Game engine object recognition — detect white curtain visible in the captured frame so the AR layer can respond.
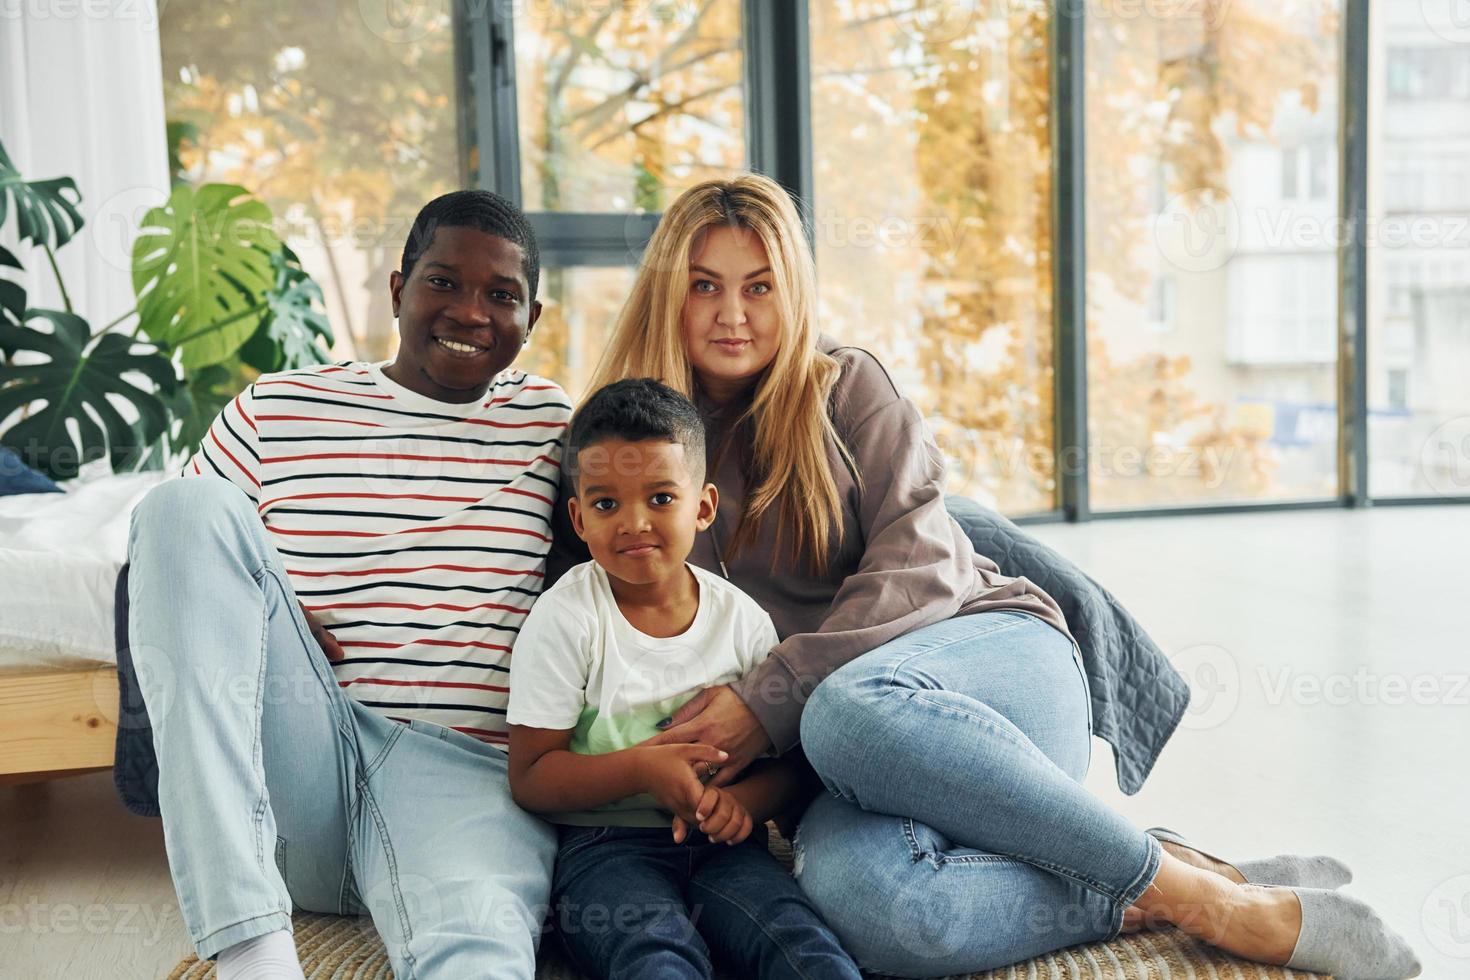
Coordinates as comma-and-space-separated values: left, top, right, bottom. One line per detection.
0, 1, 170, 329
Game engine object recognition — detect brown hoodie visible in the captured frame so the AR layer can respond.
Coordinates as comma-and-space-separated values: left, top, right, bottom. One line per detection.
549, 335, 1072, 753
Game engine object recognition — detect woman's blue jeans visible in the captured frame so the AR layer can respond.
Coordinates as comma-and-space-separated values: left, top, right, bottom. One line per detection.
794, 611, 1163, 978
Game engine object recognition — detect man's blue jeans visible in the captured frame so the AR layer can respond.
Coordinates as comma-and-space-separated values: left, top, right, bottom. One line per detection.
126, 477, 557, 978
795, 611, 1163, 978
551, 824, 861, 979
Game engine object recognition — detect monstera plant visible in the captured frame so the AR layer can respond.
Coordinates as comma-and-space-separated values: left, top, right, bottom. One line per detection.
0, 138, 332, 479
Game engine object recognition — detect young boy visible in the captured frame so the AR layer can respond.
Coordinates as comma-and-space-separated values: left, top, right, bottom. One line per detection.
506, 379, 859, 980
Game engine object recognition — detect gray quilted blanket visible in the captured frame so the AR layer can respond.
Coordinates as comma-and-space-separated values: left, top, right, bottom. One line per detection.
944, 496, 1190, 794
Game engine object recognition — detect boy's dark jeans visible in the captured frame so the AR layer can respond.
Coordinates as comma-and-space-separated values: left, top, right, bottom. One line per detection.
550, 824, 861, 980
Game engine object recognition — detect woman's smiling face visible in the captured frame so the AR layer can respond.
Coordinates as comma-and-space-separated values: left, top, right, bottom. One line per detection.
680, 225, 781, 404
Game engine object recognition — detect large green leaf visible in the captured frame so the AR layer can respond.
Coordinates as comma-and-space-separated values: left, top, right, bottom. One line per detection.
132, 183, 281, 371
239, 246, 335, 373
0, 140, 85, 251
166, 361, 246, 457
0, 310, 180, 479
0, 245, 24, 352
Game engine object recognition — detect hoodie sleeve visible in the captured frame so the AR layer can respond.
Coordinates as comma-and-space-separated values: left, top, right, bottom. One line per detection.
729, 355, 981, 753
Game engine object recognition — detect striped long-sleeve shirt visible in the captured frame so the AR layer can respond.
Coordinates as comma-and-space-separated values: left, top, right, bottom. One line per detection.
185, 360, 572, 747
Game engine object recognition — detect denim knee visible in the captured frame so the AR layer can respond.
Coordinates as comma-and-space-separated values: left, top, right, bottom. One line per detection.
131, 477, 261, 561
133, 475, 253, 534
799, 661, 882, 791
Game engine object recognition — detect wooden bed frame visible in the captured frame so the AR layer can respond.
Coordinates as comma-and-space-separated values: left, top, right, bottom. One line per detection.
0, 666, 118, 786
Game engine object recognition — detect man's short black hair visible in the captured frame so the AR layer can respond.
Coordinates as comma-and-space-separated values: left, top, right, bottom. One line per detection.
568, 379, 707, 489
401, 190, 540, 299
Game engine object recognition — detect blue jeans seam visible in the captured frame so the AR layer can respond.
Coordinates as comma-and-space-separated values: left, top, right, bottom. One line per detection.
687, 874, 821, 980
363, 722, 406, 780
882, 617, 1035, 689
1107, 834, 1163, 939
250, 569, 273, 878
358, 778, 418, 979
193, 908, 292, 951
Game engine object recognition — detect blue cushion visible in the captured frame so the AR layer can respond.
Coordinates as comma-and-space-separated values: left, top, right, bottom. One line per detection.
0, 446, 63, 496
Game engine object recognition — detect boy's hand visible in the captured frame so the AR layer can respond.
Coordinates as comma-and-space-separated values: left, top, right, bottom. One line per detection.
673, 785, 753, 845
635, 743, 728, 826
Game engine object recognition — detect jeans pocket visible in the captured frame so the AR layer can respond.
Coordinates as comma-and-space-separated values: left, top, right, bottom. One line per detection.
556, 826, 611, 862
274, 836, 289, 888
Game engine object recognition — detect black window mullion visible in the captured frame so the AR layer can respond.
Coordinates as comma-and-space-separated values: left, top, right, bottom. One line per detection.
1339, 0, 1370, 506
1052, 2, 1089, 521
742, 0, 814, 242
529, 213, 661, 268
459, 2, 521, 203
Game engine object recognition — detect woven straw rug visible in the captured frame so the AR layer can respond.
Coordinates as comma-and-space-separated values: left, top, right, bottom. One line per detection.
167, 832, 1330, 980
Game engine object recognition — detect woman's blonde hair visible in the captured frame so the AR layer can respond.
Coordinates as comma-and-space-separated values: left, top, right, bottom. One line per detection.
582, 173, 855, 576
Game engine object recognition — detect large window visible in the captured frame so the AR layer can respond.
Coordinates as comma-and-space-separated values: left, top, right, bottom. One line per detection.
513, 1, 746, 214
1368, 5, 1470, 498
507, 2, 749, 404
1084, 0, 1342, 509
160, 6, 461, 363
809, 0, 1056, 515
157, 1, 1468, 519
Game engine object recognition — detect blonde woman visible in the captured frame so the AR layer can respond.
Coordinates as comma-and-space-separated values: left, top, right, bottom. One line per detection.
550, 174, 1419, 979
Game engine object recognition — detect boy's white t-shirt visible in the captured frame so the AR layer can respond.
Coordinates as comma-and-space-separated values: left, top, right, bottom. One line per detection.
507, 559, 780, 826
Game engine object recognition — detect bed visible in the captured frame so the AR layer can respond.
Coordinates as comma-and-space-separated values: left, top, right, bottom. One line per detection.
0, 472, 166, 784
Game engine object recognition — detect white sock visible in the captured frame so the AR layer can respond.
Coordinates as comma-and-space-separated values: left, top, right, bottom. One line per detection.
215, 928, 306, 980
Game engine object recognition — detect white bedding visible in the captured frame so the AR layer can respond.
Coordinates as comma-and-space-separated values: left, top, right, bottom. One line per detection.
0, 472, 170, 672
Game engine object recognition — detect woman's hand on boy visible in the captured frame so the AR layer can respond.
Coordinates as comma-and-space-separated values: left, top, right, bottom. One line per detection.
643, 685, 770, 787
634, 743, 728, 828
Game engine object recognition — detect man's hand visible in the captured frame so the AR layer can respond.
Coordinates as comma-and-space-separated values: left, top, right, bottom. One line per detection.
298, 602, 344, 662
641, 685, 771, 788
634, 743, 729, 828
671, 784, 754, 845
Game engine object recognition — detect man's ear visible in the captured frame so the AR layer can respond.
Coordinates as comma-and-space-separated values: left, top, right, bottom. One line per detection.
526, 299, 543, 339
567, 494, 588, 541
389, 270, 405, 318
695, 482, 718, 532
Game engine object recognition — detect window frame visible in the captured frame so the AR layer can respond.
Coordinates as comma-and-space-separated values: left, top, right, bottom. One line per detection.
455, 0, 1470, 523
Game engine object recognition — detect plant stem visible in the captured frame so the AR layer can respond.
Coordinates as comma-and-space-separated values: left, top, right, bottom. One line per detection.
43, 244, 73, 314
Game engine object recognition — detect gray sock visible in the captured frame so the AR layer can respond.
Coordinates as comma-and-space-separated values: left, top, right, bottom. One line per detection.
1235, 853, 1354, 890
1285, 886, 1422, 980
1146, 826, 1353, 889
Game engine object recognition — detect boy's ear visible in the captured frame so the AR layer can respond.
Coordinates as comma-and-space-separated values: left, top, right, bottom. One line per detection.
567, 495, 588, 541
389, 269, 404, 318
694, 482, 718, 532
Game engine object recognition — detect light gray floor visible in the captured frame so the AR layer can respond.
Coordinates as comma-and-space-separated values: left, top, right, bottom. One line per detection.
2, 506, 1464, 978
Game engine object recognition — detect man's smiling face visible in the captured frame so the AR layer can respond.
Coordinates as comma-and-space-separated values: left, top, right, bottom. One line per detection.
386, 225, 542, 403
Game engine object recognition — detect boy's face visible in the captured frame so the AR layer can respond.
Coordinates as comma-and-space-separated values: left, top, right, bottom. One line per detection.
387, 225, 542, 403
569, 438, 717, 590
